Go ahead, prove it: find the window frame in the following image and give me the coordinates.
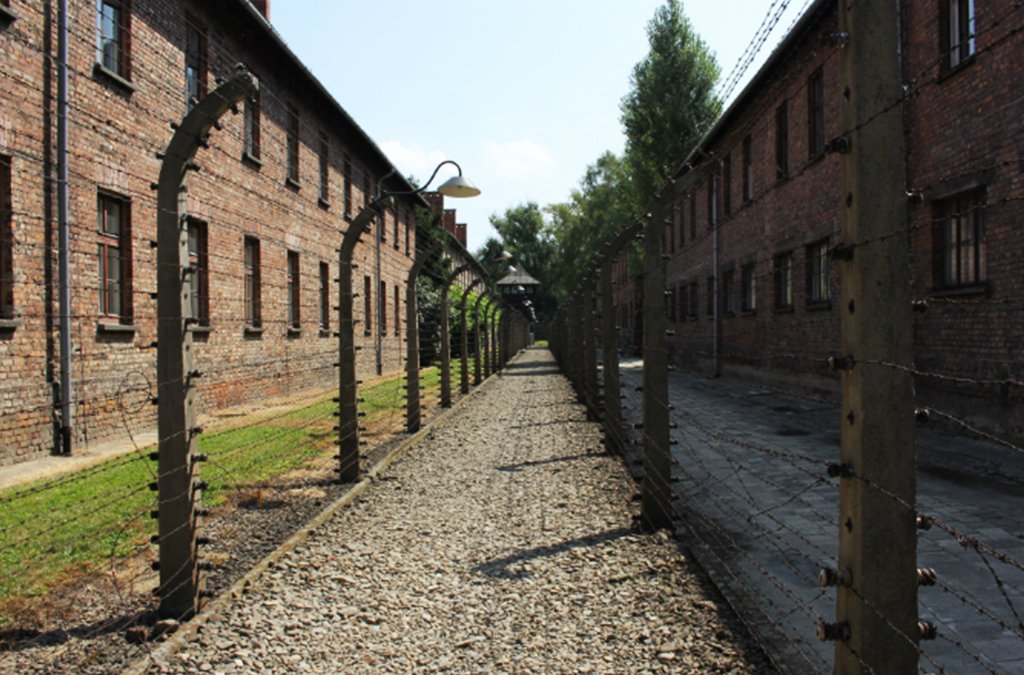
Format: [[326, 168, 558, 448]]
[[244, 236, 262, 328], [774, 251, 794, 310], [285, 102, 300, 186], [722, 154, 732, 216], [742, 135, 753, 203], [243, 83, 261, 163], [343, 155, 353, 218], [287, 250, 300, 330], [689, 191, 696, 240], [97, 192, 132, 323], [721, 269, 736, 316], [741, 263, 757, 313], [775, 101, 789, 181], [807, 68, 825, 159], [186, 217, 209, 327], [806, 238, 831, 306], [942, 0, 977, 71], [933, 189, 987, 291], [318, 130, 329, 205], [0, 155, 13, 320], [96, 0, 132, 81], [319, 261, 330, 332], [688, 282, 698, 319], [363, 275, 372, 336], [184, 14, 207, 111]]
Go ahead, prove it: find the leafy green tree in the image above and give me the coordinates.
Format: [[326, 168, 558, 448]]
[[621, 0, 721, 204], [485, 203, 558, 322]]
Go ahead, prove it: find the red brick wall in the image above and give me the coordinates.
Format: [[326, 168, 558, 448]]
[[0, 0, 416, 465]]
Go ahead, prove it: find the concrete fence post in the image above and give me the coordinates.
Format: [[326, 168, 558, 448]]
[[833, 0, 918, 671], [155, 67, 257, 620], [601, 256, 623, 454], [472, 293, 487, 385], [459, 279, 482, 394], [641, 207, 673, 531], [440, 263, 471, 407], [405, 236, 443, 433]]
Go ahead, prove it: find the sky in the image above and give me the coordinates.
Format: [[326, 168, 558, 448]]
[[270, 1, 814, 253]]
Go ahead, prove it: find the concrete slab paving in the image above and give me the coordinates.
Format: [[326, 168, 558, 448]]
[[615, 357, 1024, 674]]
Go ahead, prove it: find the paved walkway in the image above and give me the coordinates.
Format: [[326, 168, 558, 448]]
[[151, 349, 772, 673], [616, 358, 1024, 674]]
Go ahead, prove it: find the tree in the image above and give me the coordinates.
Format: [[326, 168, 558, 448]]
[[485, 203, 558, 322], [621, 0, 721, 205]]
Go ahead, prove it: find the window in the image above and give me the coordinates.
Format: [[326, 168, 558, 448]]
[[404, 209, 411, 256], [286, 103, 299, 185], [244, 236, 261, 327], [806, 239, 830, 304], [186, 218, 209, 326], [706, 276, 715, 316], [319, 261, 330, 331], [97, 0, 131, 80], [287, 250, 300, 329], [707, 176, 717, 229], [666, 212, 675, 254], [935, 190, 986, 289], [742, 135, 753, 203], [774, 252, 793, 309], [0, 156, 12, 319], [97, 193, 132, 322], [363, 275, 372, 335], [741, 263, 757, 312], [722, 155, 732, 216], [944, 0, 976, 69], [689, 191, 696, 240], [688, 282, 698, 319], [343, 155, 353, 217], [678, 282, 688, 321], [184, 17, 207, 110], [379, 280, 387, 335], [721, 269, 735, 315], [776, 101, 789, 180], [318, 131, 329, 204], [394, 284, 400, 337], [808, 68, 825, 158], [675, 202, 684, 250], [243, 84, 261, 161], [393, 208, 399, 250]]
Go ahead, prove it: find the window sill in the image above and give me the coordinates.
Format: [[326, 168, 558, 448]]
[[931, 281, 989, 298], [287, 326, 302, 337], [241, 152, 262, 169], [0, 4, 18, 22], [97, 321, 139, 334], [937, 54, 976, 84], [319, 328, 331, 338], [806, 300, 832, 312], [244, 325, 264, 336], [285, 177, 300, 191], [0, 317, 22, 330], [773, 305, 795, 315], [93, 63, 136, 94], [318, 197, 331, 210], [188, 325, 214, 334]]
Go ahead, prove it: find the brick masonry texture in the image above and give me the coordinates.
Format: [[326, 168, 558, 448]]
[[629, 0, 1024, 441], [0, 0, 425, 465]]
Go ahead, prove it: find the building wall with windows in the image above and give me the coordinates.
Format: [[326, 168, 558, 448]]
[[645, 0, 1023, 437], [0, 0, 420, 465], [659, 0, 842, 395]]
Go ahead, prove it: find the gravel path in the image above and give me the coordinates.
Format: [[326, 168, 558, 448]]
[[162, 349, 772, 673]]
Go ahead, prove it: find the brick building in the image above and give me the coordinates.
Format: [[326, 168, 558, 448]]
[[643, 0, 1023, 440], [0, 0, 424, 465]]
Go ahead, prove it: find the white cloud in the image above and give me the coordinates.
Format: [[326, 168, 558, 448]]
[[379, 140, 447, 184], [482, 138, 555, 179]]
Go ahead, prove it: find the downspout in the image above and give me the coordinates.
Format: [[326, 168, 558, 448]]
[[57, 0, 73, 453]]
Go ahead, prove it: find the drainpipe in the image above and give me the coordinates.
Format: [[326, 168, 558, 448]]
[[57, 0, 73, 453]]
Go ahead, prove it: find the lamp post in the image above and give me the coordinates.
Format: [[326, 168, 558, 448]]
[[337, 160, 479, 481]]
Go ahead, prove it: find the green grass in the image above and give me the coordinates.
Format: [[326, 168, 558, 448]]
[[0, 365, 467, 625]]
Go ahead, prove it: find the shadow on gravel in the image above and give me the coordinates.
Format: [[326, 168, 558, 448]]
[[500, 362, 562, 377], [0, 611, 145, 653], [495, 449, 609, 473], [506, 418, 589, 430], [472, 527, 634, 579]]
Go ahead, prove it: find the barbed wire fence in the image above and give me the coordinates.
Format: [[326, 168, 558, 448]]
[[551, 1, 1024, 672], [0, 47, 524, 671]]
